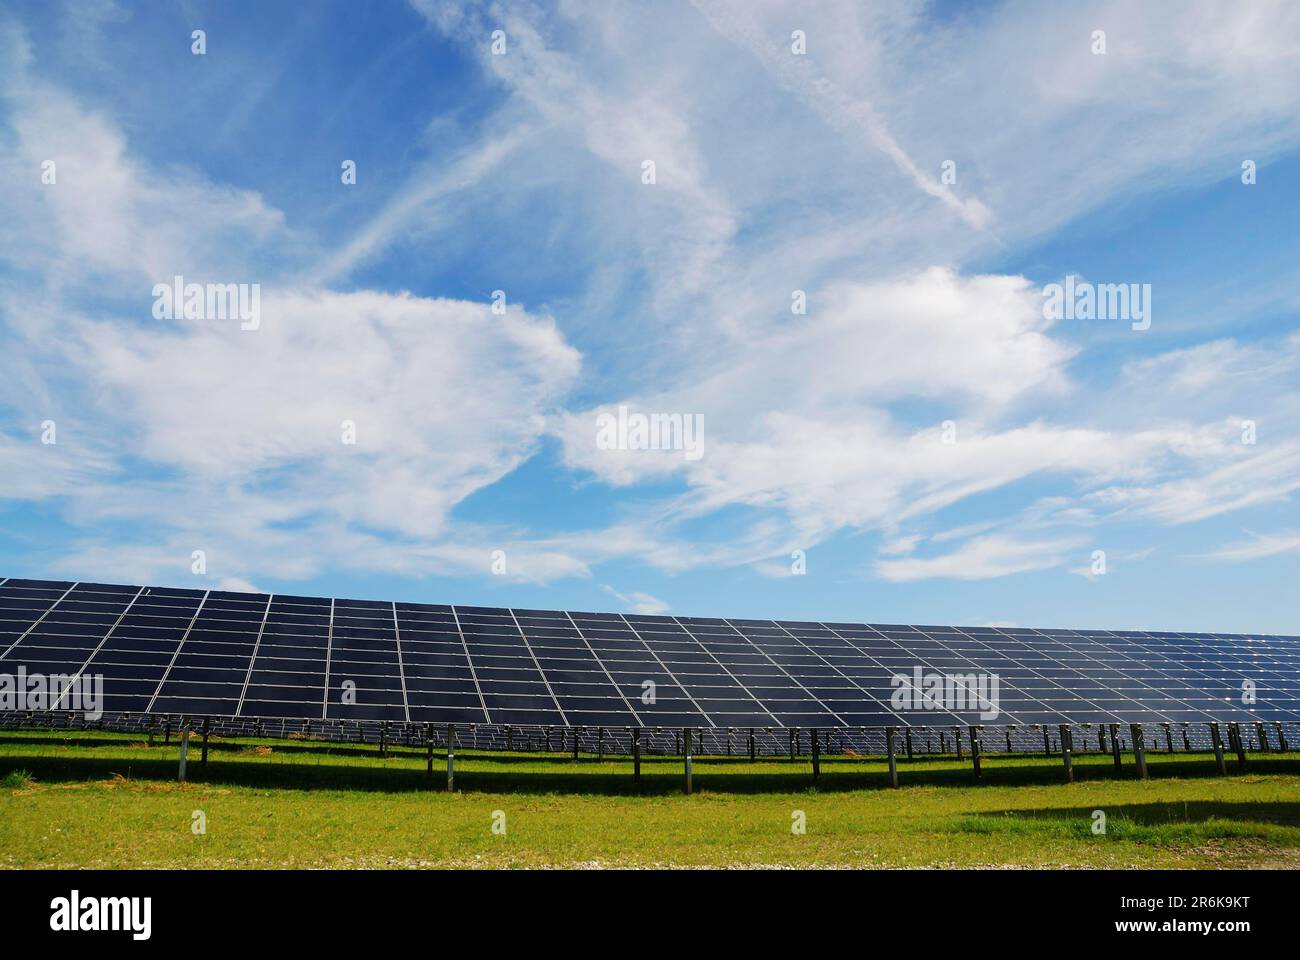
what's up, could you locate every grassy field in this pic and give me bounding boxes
[3,729,1300,868]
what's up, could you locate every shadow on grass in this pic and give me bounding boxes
[2,732,791,765]
[955,801,1300,844]
[3,738,1299,797]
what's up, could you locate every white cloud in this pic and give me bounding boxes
[217,576,262,594]
[6,3,1300,597]
[73,289,578,534]
[20,288,584,586]
[691,0,992,229]
[601,584,670,615]
[0,36,587,589]
[305,129,533,286]
[875,534,1088,583]
[0,77,288,287]
[879,535,922,556]
[1196,530,1300,563]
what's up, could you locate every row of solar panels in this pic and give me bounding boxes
[2,578,1298,727]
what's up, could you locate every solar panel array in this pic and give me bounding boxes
[2,577,1298,729]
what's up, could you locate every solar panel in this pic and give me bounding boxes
[2,577,1298,729]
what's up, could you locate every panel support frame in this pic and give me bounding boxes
[885,726,899,788]
[1130,723,1148,780]
[177,719,191,783]
[1210,722,1227,775]
[632,727,641,785]
[683,728,693,794]
[446,723,456,792]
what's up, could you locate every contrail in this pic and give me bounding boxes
[690,0,992,229]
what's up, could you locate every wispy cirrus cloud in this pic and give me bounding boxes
[1195,530,1300,563]
[874,534,1089,583]
[1,1,1299,634]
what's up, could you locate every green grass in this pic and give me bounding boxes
[3,729,1300,868]
[1,769,34,790]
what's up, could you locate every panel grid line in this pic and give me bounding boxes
[671,616,783,728]
[816,622,992,726]
[52,586,146,710]
[563,610,641,725]
[0,580,81,662]
[718,619,850,727]
[391,602,410,723]
[449,605,491,724]
[1028,628,1208,723]
[508,608,569,726]
[921,625,1108,725]
[894,624,1081,726]
[321,597,335,720]
[5,577,1299,730]
[754,619,903,724]
[959,627,1157,723]
[146,590,211,713]
[992,627,1176,723]
[235,594,276,717]
[616,614,716,728]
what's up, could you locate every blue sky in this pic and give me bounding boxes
[1,0,1298,632]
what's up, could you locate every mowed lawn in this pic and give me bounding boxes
[4,730,1300,868]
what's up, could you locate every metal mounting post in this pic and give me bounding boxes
[1230,723,1247,769]
[425,723,433,782]
[1130,724,1148,779]
[885,727,899,788]
[446,723,456,791]
[683,728,693,794]
[177,719,191,782]
[1210,723,1227,775]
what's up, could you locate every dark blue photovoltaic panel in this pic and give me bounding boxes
[142,591,261,716]
[238,596,329,720]
[84,588,203,713]
[1,577,1298,728]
